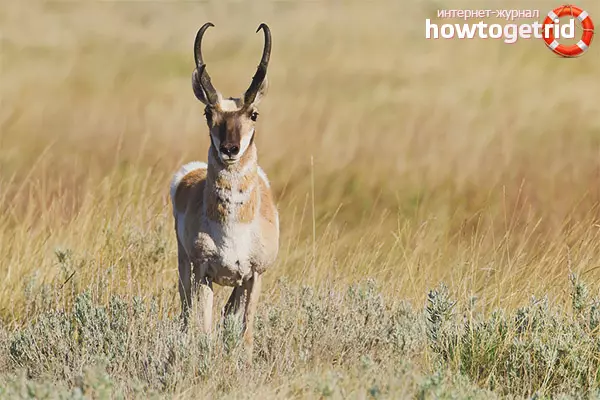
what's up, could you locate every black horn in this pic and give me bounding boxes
[243,23,271,107]
[193,22,219,106]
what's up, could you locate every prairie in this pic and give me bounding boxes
[1,1,600,398]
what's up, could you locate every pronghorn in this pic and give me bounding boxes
[169,22,279,358]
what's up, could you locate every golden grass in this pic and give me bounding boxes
[2,0,600,323]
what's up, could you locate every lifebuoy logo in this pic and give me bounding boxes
[543,5,594,57]
[426,4,595,58]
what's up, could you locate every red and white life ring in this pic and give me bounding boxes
[542,5,594,57]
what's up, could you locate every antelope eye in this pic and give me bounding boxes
[250,111,259,122]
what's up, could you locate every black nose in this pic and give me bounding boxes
[220,144,239,157]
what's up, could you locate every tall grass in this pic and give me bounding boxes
[1,0,600,397]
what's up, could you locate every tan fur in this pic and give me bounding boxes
[174,168,207,215]
[238,170,257,193]
[204,188,225,222]
[215,175,232,191]
[174,147,278,257]
[237,190,258,223]
[197,146,263,224]
[259,175,278,225]
[173,143,278,292]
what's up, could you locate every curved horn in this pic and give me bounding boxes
[243,23,272,107]
[193,22,219,106]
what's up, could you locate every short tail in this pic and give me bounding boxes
[169,161,208,212]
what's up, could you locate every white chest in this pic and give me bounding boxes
[196,214,259,286]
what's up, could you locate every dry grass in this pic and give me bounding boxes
[2,0,600,397]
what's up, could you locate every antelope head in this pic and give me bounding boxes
[191,23,271,166]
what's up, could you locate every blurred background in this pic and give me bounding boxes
[1,0,600,320]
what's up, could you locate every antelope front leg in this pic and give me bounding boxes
[242,271,262,361]
[192,263,214,335]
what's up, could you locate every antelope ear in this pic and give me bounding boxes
[192,69,210,105]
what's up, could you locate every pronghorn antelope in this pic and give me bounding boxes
[169,22,279,357]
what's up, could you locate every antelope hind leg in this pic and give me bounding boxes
[177,239,192,330]
[223,286,245,321]
[192,263,214,336]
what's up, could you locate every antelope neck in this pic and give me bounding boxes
[205,143,259,223]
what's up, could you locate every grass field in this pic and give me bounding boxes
[2,0,600,398]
